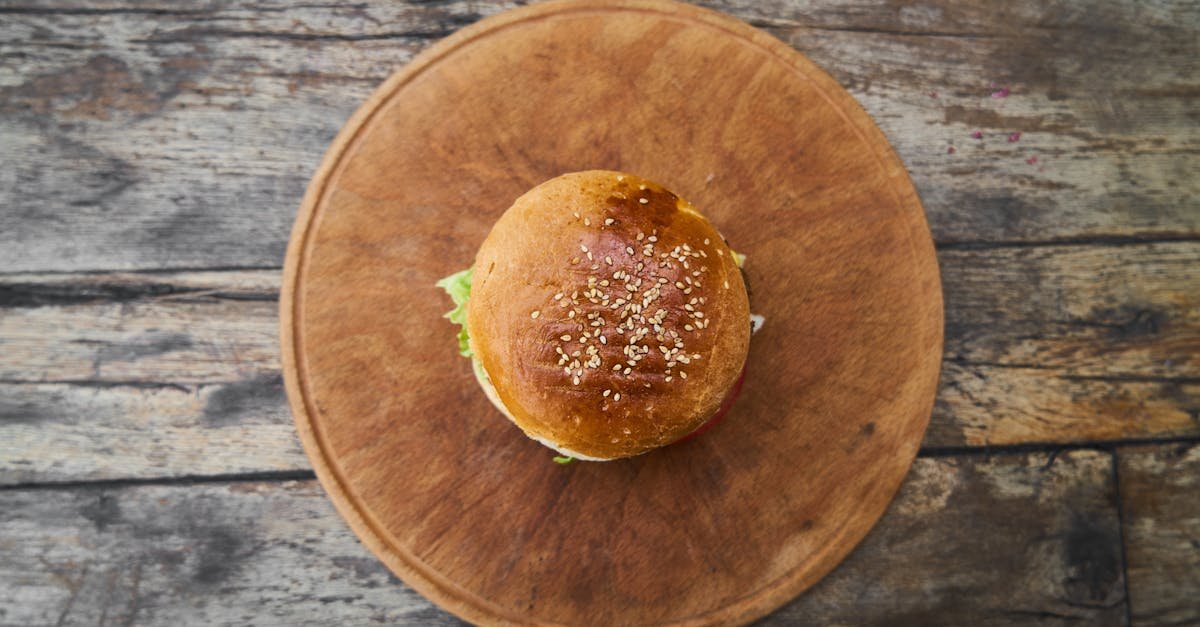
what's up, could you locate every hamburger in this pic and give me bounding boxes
[437,171,753,462]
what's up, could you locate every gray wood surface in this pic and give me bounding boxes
[0,0,1196,272]
[1,452,1122,626]
[1,0,1197,624]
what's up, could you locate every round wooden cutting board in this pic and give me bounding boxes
[280,1,943,624]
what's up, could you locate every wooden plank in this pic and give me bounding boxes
[941,242,1200,379]
[3,240,1198,482]
[931,362,1200,448]
[0,0,1196,272]
[1118,442,1200,626]
[0,271,281,384]
[4,244,1196,384]
[0,381,306,485]
[0,480,464,626]
[0,451,1124,625]
[770,450,1125,624]
[932,240,1200,447]
[8,365,1191,484]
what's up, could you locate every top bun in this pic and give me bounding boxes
[468,171,750,460]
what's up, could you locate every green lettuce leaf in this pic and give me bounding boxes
[435,267,474,357]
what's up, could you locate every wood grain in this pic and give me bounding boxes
[0,452,1123,626]
[282,1,942,623]
[0,381,305,486]
[1118,443,1200,626]
[1,0,1196,621]
[3,239,1198,483]
[771,450,1126,625]
[941,243,1200,379]
[4,242,1195,386]
[0,0,1196,272]
[0,271,281,384]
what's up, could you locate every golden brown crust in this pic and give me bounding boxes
[468,171,750,459]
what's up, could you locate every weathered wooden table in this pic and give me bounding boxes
[2,1,1197,624]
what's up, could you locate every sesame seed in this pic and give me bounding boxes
[723,280,730,289]
[647,236,658,243]
[675,281,685,289]
[531,310,540,319]
[573,212,580,218]
[599,335,607,344]
[639,198,648,204]
[637,232,645,241]
[704,238,710,245]
[586,251,593,261]
[603,389,611,397]
[626,246,635,255]
[584,218,591,226]
[665,376,673,382]
[561,335,572,341]
[624,367,632,375]
[680,371,687,379]
[580,244,589,253]
[614,393,621,401]
[638,184,646,190]
[617,175,625,181]
[568,310,576,318]
[605,218,615,225]
[573,376,580,385]
[605,256,613,265]
[554,293,563,300]
[684,324,694,331]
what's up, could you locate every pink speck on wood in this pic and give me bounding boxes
[947,145,956,154]
[928,90,939,98]
[1008,132,1022,142]
[991,87,1010,98]
[1026,156,1038,165]
[971,130,984,139]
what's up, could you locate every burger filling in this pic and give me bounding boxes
[433,267,497,401]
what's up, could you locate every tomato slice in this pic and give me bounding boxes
[677,364,747,443]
